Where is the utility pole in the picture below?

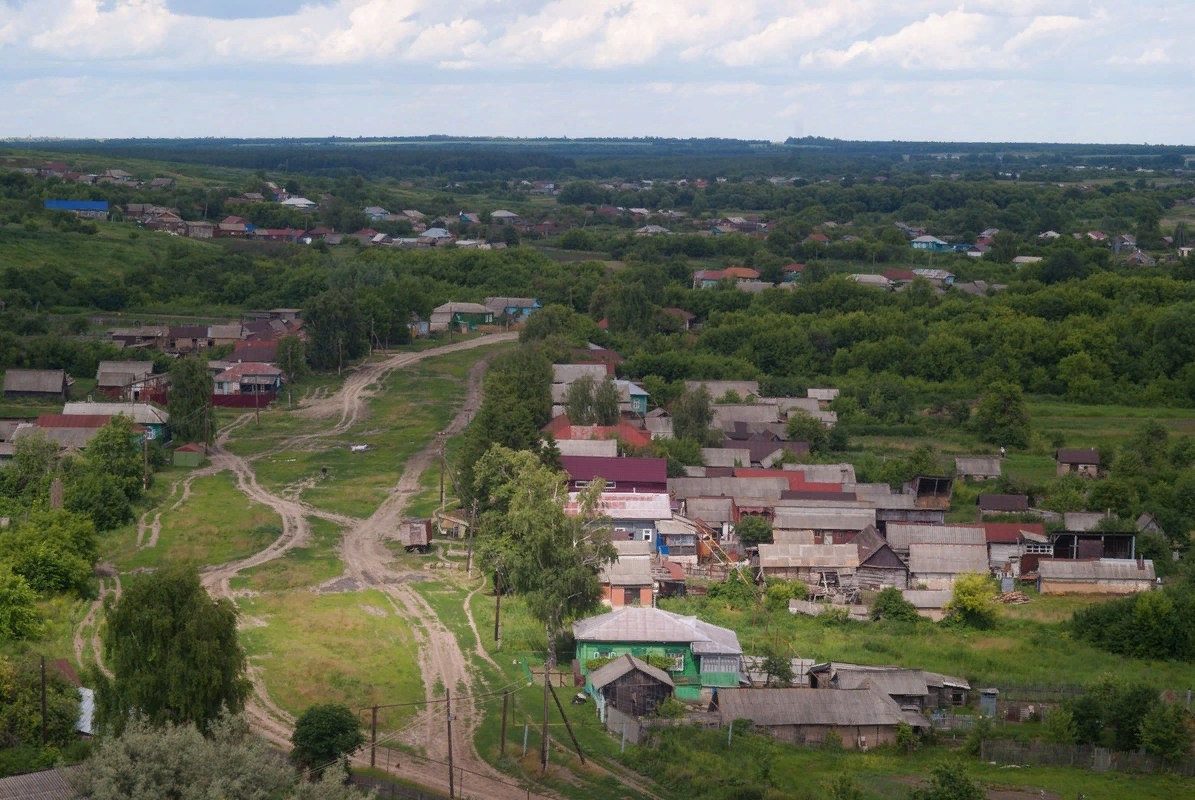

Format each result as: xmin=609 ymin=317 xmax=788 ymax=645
xmin=40 ymin=656 xmax=47 ymax=747
xmin=446 ymin=688 xmax=454 ymax=799
xmin=370 ymin=706 xmax=378 ymax=767
xmin=494 ymin=571 xmax=501 ymax=642
xmin=499 ymin=691 xmax=509 ymax=757
xmin=255 ymin=385 xmax=260 ymax=426
xmin=142 ymin=432 xmax=149 ymax=492
xmin=540 ymin=666 xmax=550 ymax=773
xmin=547 ymin=679 xmax=585 ymax=764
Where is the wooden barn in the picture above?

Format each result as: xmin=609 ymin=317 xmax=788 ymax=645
xmin=852 ymin=526 xmax=908 ymax=589
xmin=587 ymin=654 xmax=674 ymax=723
xmin=715 ymin=687 xmax=925 ymax=748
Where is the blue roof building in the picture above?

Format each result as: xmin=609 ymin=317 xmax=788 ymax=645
xmin=44 ymin=200 xmax=110 ymax=219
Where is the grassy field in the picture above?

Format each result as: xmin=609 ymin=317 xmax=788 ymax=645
xmin=235 ymin=345 xmax=501 ymax=517
xmin=105 ymin=472 xmax=281 ymax=571
xmin=238 ymin=589 xmax=423 ymax=731
xmin=229 ymin=516 xmax=344 ymax=593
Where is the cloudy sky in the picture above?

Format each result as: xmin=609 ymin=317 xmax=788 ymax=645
xmin=1 ymin=0 xmax=1190 ymax=143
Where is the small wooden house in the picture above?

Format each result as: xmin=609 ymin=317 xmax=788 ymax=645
xmin=588 ymin=654 xmax=674 ymax=723
xmin=1056 ymin=448 xmax=1100 ymax=478
xmin=955 ymin=456 xmax=1000 ymax=481
xmin=3 ymin=369 xmax=69 ymax=400
xmin=853 ymin=526 xmax=908 ymax=590
xmin=715 ymin=687 xmax=925 ymax=748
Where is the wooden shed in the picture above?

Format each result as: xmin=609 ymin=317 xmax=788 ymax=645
xmin=955 ymin=456 xmax=1000 ymax=481
xmin=715 ymin=687 xmax=925 ymax=748
xmin=853 ymin=525 xmax=908 ymax=589
xmin=757 ymin=543 xmax=859 ymax=583
xmin=907 ymin=543 xmax=989 ymax=590
xmin=588 ymin=654 xmax=674 ymax=723
xmin=3 ymin=368 xmax=70 ymax=400
xmin=172 ymin=442 xmax=206 ymax=467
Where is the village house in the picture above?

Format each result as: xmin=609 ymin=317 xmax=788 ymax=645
xmin=852 ymin=526 xmax=908 ymax=589
xmin=559 ymin=455 xmax=668 ymax=494
xmin=756 ymin=542 xmax=859 ymax=584
xmin=3 ymin=369 xmax=70 ymax=401
xmin=907 ymin=543 xmax=989 ymax=590
xmin=167 ymin=325 xmax=215 ymax=354
xmin=587 ymin=654 xmax=675 ymax=724
xmin=62 ymin=402 xmax=169 ymax=442
xmin=213 ymin=363 xmax=282 ymax=396
xmin=985 ymin=522 xmax=1051 ymax=577
xmin=429 ymin=302 xmax=493 ymax=332
xmin=483 ymin=296 xmax=541 ymax=320
xmin=807 ymin=663 xmax=931 ymax=710
xmin=1056 ymin=448 xmax=1101 ymax=477
xmin=541 ymin=415 xmax=653 ymax=449
xmin=107 ymin=325 xmax=169 ymax=350
xmin=715 ymin=687 xmax=925 ymax=748
xmin=44 ymin=199 xmax=110 ymax=220
xmin=554 ymin=438 xmax=619 ymax=457
xmin=33 ymin=414 xmax=146 ymax=451
xmin=600 ymin=540 xmax=655 ymax=606
xmin=573 ymin=606 xmax=742 ymax=701
xmin=566 ymin=491 xmax=672 ymax=546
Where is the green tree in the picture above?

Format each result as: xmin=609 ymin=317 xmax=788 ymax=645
xmin=908 ymin=761 xmax=984 ymax=800
xmin=871 ymin=586 xmax=920 ymax=623
xmin=168 ymin=356 xmax=214 ymax=444
xmin=785 ymin=411 xmax=830 ymax=453
xmin=519 ymin=303 xmax=599 ymax=346
xmin=290 ymin=703 xmax=365 ymax=778
xmin=97 ymin=565 xmax=250 ymax=735
xmin=0 ymin=654 xmax=80 ymax=761
xmin=0 ymin=566 xmax=44 ymax=640
xmin=1 ymin=510 xmax=97 ymax=596
xmin=671 ymin=385 xmax=716 ymax=444
xmin=65 ymin=468 xmax=132 ymax=531
xmin=972 ymin=381 xmax=1030 ymax=449
xmin=305 ymin=288 xmax=366 ymax=372
xmin=737 ymin=515 xmax=774 ymax=547
xmin=1138 ymin=701 xmax=1192 ymax=762
xmin=3 ymin=429 xmax=58 ymax=499
xmin=607 ymin=282 xmax=656 ymax=337
xmin=1044 ymin=708 xmax=1078 ymax=744
xmin=565 ymin=374 xmax=597 ymax=424
xmin=760 ymin=646 xmax=795 ymax=686
xmin=82 ymin=415 xmax=144 ymax=501
xmin=73 ymin=714 xmax=306 ymax=800
xmin=473 ymin=446 xmax=615 ymax=670
xmin=593 ymin=378 xmax=621 ymax=426
xmin=276 ymin=334 xmax=310 ymax=384
xmin=945 ymin=573 xmax=997 ymax=628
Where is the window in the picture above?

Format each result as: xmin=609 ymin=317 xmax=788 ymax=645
xmin=641 ymin=529 xmax=653 ymax=541
xmin=575 ymin=480 xmax=589 ymax=488
xmin=1023 ymin=543 xmax=1053 ymax=554
xmin=606 ymin=481 xmax=617 ymax=489
xmin=666 ymin=652 xmax=684 ymax=672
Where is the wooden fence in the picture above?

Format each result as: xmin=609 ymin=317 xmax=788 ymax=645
xmin=981 ymin=740 xmax=1195 ymax=777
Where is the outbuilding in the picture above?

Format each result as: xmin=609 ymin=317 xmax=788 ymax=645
xmin=1036 ymin=558 xmax=1155 ymax=595
xmin=715 ymin=687 xmax=925 ymax=748
xmin=587 ymin=654 xmax=675 ymax=723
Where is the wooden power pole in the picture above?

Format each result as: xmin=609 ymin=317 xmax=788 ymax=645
xmin=446 ymin=688 xmax=454 ymax=799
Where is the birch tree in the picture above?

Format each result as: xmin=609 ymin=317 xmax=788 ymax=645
xmin=472 ymin=446 xmax=616 ymax=668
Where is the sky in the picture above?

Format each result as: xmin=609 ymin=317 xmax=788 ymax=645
xmin=0 ymin=0 xmax=1191 ymax=144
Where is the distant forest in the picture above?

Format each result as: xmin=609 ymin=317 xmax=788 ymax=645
xmin=7 ymin=136 xmax=1191 ymax=181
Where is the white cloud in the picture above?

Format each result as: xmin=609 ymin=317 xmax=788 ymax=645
xmin=1003 ymin=14 xmax=1088 ymax=52
xmin=403 ymin=19 xmax=486 ymax=62
xmin=803 ymin=10 xmax=992 ymax=70
xmin=714 ymin=2 xmax=867 ymax=67
xmin=1108 ymin=44 xmax=1171 ymax=66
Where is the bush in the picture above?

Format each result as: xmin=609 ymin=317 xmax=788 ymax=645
xmin=871 ymin=586 xmax=920 ymax=623
xmin=737 ymin=515 xmax=773 ymax=547
xmin=944 ymin=573 xmax=997 ymax=629
xmin=656 ymin=697 xmax=686 ymax=719
xmin=895 ymin=721 xmax=920 ymax=753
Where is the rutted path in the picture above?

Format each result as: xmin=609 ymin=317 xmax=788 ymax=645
xmin=192 ymin=334 xmax=540 ymax=798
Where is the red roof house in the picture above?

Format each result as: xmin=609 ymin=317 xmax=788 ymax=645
xmin=559 ymin=456 xmax=668 ymax=493
xmin=542 ymin=415 xmax=652 ymax=448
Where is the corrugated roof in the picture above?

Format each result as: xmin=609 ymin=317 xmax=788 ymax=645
xmin=807 ymin=388 xmax=839 ymax=402
xmin=433 ymin=302 xmax=489 ymax=314
xmin=833 ymin=667 xmax=929 ymax=697
xmin=784 ymin=463 xmax=857 ymax=484
xmin=63 ymin=402 xmax=168 ymax=425
xmin=923 ymin=672 xmax=970 ymax=691
xmin=566 ymin=492 xmax=672 ymax=521
xmin=1037 ymin=558 xmax=1155 ymax=581
xmin=700 ymin=448 xmax=752 ymax=467
xmin=717 ymin=687 xmax=908 ymax=727
xmin=955 ymin=456 xmax=1000 ymax=475
xmin=1062 ymin=512 xmax=1112 ymax=532
xmin=573 ymin=607 xmax=741 ymax=654
xmin=668 ymin=477 xmax=789 ymax=500
xmin=761 ymin=397 xmax=820 ymax=414
xmin=3 ymin=369 xmax=66 ymax=394
xmin=588 ymin=654 xmax=674 ymax=690
xmin=0 ymin=766 xmax=80 ymax=799
xmin=983 ymin=522 xmax=1046 ymax=544
xmin=773 ymin=508 xmax=875 ymax=531
xmin=712 ymin=404 xmax=780 ymax=425
xmin=886 ymin=524 xmax=986 ymax=550
xmin=772 ymin=529 xmax=815 ymax=545
xmin=683 ymin=380 xmax=760 ymax=397
xmin=685 ymin=497 xmax=735 ymax=524
xmin=1057 ymin=448 xmax=1099 ymax=464
xmin=560 ymin=456 xmax=667 ymax=485
xmin=758 ymin=543 xmax=859 ymax=569
xmin=553 ymin=363 xmax=608 ymax=384
xmin=601 ymin=541 xmax=654 ymax=586
xmin=978 ymin=494 xmax=1028 ymax=512
xmin=554 ymin=438 xmax=619 ymax=457
xmin=907 ymin=543 xmax=989 ymax=574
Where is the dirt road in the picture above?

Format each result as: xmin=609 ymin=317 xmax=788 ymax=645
xmin=192 ymin=333 xmax=542 ymax=798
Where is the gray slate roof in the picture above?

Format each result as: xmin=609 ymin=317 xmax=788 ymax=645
xmin=601 ymin=541 xmax=654 ymax=586
xmin=573 ymin=607 xmax=741 ymax=655
xmin=907 ymin=543 xmax=989 ymax=575
xmin=3 ymin=369 xmax=66 ymax=393
xmin=1037 ymin=558 xmax=1155 ymax=581
xmin=772 ymin=508 xmax=875 ymax=532
xmin=901 ymin=589 xmax=953 ymax=609
xmin=62 ymin=402 xmax=168 ymax=425
xmin=700 ymin=448 xmax=751 ymax=468
xmin=716 ymin=687 xmax=911 ymax=727
xmin=758 ymin=543 xmax=859 ymax=569
xmin=0 ymin=767 xmax=79 ymax=799
xmin=684 ymin=380 xmax=760 ymax=398
xmin=588 ymin=654 xmax=674 ymax=690
xmin=886 ymin=524 xmax=986 ymax=550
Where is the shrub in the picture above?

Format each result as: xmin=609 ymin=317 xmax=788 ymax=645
xmin=895 ymin=721 xmax=920 ymax=753
xmin=944 ymin=573 xmax=997 ymax=629
xmin=655 ymin=697 xmax=686 ymax=719
xmin=871 ymin=586 xmax=920 ymax=623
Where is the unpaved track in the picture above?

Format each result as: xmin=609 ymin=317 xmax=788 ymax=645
xmin=195 ymin=334 xmax=539 ymax=799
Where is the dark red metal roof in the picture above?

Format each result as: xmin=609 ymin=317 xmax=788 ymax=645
xmin=559 ymin=455 xmax=667 ymax=485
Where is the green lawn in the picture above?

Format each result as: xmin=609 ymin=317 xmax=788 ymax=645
xmin=229 ymin=516 xmax=344 ymax=593
xmin=238 ymin=589 xmax=423 ymax=731
xmin=107 ymin=472 xmax=281 ymax=571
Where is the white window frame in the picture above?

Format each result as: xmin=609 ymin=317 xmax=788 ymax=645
xmin=575 ymin=480 xmax=589 ymax=488
xmin=641 ymin=528 xmax=653 ymax=541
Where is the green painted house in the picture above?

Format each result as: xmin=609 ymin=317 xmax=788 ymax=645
xmin=573 ymin=607 xmax=743 ymax=701
xmin=430 ymin=302 xmax=494 ymax=332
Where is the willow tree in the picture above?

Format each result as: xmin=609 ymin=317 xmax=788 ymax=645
xmin=96 ymin=566 xmax=250 ymax=735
